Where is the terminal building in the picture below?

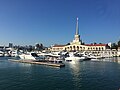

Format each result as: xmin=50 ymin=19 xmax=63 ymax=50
xmin=51 ymin=18 xmax=117 ymax=57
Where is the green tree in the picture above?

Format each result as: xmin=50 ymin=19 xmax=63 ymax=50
xmin=81 ymin=42 xmax=85 ymax=45
xmin=111 ymin=43 xmax=118 ymax=49
xmin=118 ymin=40 xmax=120 ymax=47
xmin=40 ymin=43 xmax=44 ymax=50
xmin=35 ymin=43 xmax=44 ymax=51
xmin=35 ymin=43 xmax=40 ymax=51
xmin=66 ymin=43 xmax=70 ymax=45
xmin=94 ymin=42 xmax=97 ymax=44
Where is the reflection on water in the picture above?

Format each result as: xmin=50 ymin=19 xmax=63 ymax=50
xmin=113 ymin=57 xmax=120 ymax=64
xmin=69 ymin=61 xmax=82 ymax=89
xmin=19 ymin=63 xmax=32 ymax=67
xmin=69 ymin=61 xmax=80 ymax=73
xmin=66 ymin=57 xmax=120 ymax=90
xmin=91 ymin=57 xmax=120 ymax=63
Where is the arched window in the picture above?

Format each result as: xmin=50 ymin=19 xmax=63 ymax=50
xmin=83 ymin=47 xmax=85 ymax=50
xmin=73 ymin=46 xmax=75 ymax=50
xmin=96 ymin=47 xmax=98 ymax=50
xmin=70 ymin=46 xmax=72 ymax=51
xmin=73 ymin=46 xmax=75 ymax=48
xmin=65 ymin=48 xmax=66 ymax=51
xmin=99 ymin=47 xmax=101 ymax=51
xmin=88 ymin=48 xmax=89 ymax=50
xmin=67 ymin=47 xmax=69 ymax=51
xmin=77 ymin=46 xmax=79 ymax=51
xmin=79 ymin=47 xmax=82 ymax=51
xmin=102 ymin=47 xmax=104 ymax=50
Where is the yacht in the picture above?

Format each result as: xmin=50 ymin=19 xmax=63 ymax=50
xmin=9 ymin=50 xmax=19 ymax=57
xmin=65 ymin=52 xmax=86 ymax=62
xmin=46 ymin=56 xmax=63 ymax=63
xmin=4 ymin=52 xmax=10 ymax=57
xmin=0 ymin=51 xmax=4 ymax=57
xmin=90 ymin=55 xmax=102 ymax=59
xmin=38 ymin=52 xmax=63 ymax=63
xmin=19 ymin=52 xmax=43 ymax=61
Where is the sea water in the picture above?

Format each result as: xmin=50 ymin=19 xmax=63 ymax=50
xmin=0 ymin=57 xmax=120 ymax=90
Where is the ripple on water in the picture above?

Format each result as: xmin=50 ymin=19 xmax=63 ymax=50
xmin=0 ymin=57 xmax=120 ymax=90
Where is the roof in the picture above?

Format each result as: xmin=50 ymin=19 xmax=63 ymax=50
xmin=52 ymin=45 xmax=66 ymax=47
xmin=85 ymin=44 xmax=107 ymax=46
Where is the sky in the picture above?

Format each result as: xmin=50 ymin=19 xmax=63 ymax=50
xmin=0 ymin=0 xmax=120 ymax=46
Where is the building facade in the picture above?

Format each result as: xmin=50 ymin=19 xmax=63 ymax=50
xmin=51 ymin=18 xmax=117 ymax=56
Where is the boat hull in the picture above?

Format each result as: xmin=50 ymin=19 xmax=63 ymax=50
xmin=65 ymin=56 xmax=83 ymax=62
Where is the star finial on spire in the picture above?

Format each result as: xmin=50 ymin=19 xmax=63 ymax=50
xmin=77 ymin=17 xmax=79 ymax=21
xmin=76 ymin=17 xmax=79 ymax=35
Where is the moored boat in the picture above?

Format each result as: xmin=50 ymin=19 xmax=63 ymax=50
xmin=65 ymin=52 xmax=85 ymax=62
xmin=19 ymin=52 xmax=43 ymax=61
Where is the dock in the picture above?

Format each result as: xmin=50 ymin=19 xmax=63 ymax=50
xmin=9 ymin=59 xmax=65 ymax=68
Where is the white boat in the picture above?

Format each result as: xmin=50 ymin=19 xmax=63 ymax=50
xmin=9 ymin=50 xmax=19 ymax=57
xmin=19 ymin=52 xmax=42 ymax=61
xmin=4 ymin=52 xmax=10 ymax=57
xmin=65 ymin=56 xmax=85 ymax=62
xmin=39 ymin=53 xmax=63 ymax=63
xmin=47 ymin=56 xmax=63 ymax=63
xmin=65 ymin=52 xmax=84 ymax=62
xmin=0 ymin=51 xmax=4 ymax=57
xmin=89 ymin=55 xmax=101 ymax=59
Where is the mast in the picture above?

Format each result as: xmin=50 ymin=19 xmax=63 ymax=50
xmin=76 ymin=17 xmax=79 ymax=35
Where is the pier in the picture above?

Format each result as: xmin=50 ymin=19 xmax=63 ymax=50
xmin=10 ymin=59 xmax=65 ymax=68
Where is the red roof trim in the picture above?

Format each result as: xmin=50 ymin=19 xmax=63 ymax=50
xmin=85 ymin=44 xmax=107 ymax=46
xmin=53 ymin=45 xmax=66 ymax=47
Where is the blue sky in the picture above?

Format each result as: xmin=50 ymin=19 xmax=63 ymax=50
xmin=0 ymin=0 xmax=120 ymax=46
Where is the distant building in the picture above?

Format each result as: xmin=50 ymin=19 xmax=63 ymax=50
xmin=51 ymin=45 xmax=66 ymax=52
xmin=9 ymin=43 xmax=13 ymax=48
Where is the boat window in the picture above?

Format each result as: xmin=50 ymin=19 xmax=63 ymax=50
xmin=31 ymin=53 xmax=39 ymax=57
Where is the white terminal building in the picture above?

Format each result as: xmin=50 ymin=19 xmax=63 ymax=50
xmin=51 ymin=18 xmax=118 ymax=57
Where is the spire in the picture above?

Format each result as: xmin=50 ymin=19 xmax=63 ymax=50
xmin=70 ymin=17 xmax=81 ymax=45
xmin=76 ymin=17 xmax=79 ymax=35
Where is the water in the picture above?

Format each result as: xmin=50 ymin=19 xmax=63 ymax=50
xmin=0 ymin=57 xmax=120 ymax=90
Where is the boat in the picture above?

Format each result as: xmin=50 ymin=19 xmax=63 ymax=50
xmin=38 ymin=52 xmax=63 ymax=63
xmin=4 ymin=52 xmax=10 ymax=57
xmin=9 ymin=50 xmax=19 ymax=57
xmin=0 ymin=51 xmax=4 ymax=57
xmin=46 ymin=56 xmax=63 ymax=63
xmin=65 ymin=52 xmax=85 ymax=62
xmin=19 ymin=52 xmax=43 ymax=61
xmin=10 ymin=52 xmax=65 ymax=67
xmin=19 ymin=52 xmax=62 ymax=62
xmin=90 ymin=55 xmax=102 ymax=59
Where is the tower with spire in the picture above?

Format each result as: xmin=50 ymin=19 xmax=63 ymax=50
xmin=70 ymin=17 xmax=82 ymax=45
